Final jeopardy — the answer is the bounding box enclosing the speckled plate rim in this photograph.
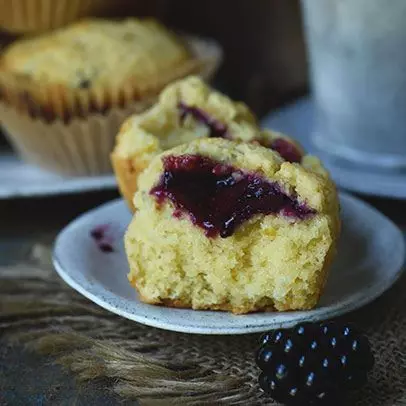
[53,192,405,335]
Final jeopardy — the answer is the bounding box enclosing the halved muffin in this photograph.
[112,76,304,211]
[125,138,340,314]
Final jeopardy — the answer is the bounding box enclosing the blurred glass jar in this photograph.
[302,0,406,169]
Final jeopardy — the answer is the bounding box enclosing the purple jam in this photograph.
[90,224,114,253]
[98,243,114,253]
[178,101,302,163]
[90,225,106,241]
[150,155,315,238]
[264,138,302,163]
[178,102,229,139]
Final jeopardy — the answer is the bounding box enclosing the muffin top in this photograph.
[0,18,191,89]
[114,76,258,158]
[114,76,306,164]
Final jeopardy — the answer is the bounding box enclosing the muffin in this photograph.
[125,138,340,314]
[0,19,221,175]
[112,76,304,211]
[0,0,105,34]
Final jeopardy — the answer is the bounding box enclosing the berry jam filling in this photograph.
[150,155,315,238]
[178,102,229,139]
[257,137,303,163]
[178,101,302,163]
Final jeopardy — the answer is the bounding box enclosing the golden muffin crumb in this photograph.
[125,138,340,314]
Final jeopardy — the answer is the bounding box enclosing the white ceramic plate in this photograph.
[261,98,406,199]
[53,193,405,335]
[0,151,117,198]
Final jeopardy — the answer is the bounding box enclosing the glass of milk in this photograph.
[301,0,406,169]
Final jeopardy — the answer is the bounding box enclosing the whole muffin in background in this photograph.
[112,76,304,211]
[0,19,221,175]
[125,138,340,314]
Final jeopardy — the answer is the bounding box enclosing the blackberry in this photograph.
[255,322,374,405]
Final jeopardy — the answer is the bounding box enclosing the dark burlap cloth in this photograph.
[0,244,405,405]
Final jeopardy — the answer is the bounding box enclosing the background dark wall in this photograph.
[105,0,309,116]
[164,0,309,116]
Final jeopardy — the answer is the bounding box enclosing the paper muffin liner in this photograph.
[0,36,222,176]
[0,35,222,122]
[0,99,155,176]
[0,0,105,34]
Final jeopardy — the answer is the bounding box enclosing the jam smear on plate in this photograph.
[90,224,114,253]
